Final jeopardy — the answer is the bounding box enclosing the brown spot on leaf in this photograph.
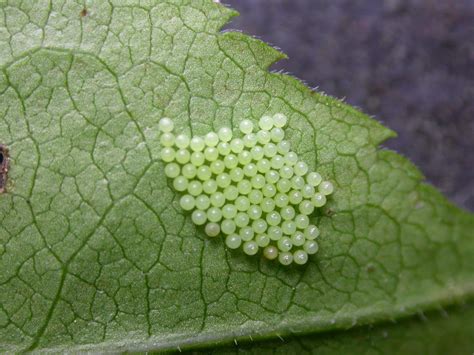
[0,145,10,194]
[80,8,88,17]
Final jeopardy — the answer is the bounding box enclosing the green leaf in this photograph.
[0,0,472,352]
[209,304,474,355]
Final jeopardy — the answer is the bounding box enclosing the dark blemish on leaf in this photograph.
[325,208,335,216]
[0,144,10,194]
[366,263,375,273]
[80,8,88,17]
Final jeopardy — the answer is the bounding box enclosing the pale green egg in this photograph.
[259,115,274,131]
[263,245,278,260]
[226,234,241,249]
[159,117,174,132]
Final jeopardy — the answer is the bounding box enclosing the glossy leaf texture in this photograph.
[0,0,472,352]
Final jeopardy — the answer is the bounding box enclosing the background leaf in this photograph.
[0,0,472,352]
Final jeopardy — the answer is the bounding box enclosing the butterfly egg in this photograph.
[165,163,180,178]
[277,140,291,155]
[295,214,309,229]
[271,127,285,143]
[284,152,298,166]
[319,181,334,195]
[266,211,281,226]
[299,200,314,215]
[294,161,309,176]
[222,204,238,219]
[191,210,207,225]
[248,189,263,204]
[277,237,292,252]
[281,206,296,221]
[179,195,195,211]
[255,234,270,247]
[291,175,305,189]
[187,180,203,196]
[196,165,211,181]
[230,138,244,153]
[276,178,291,193]
[207,207,222,222]
[160,147,176,162]
[248,205,262,220]
[288,190,303,205]
[190,136,205,152]
[218,127,233,142]
[190,151,205,166]
[210,191,225,207]
[229,167,244,182]
[235,195,250,211]
[291,231,306,246]
[238,150,252,165]
[196,195,211,210]
[243,133,257,148]
[205,222,220,237]
[235,212,250,228]
[217,142,231,156]
[224,185,239,201]
[175,134,190,149]
[263,142,277,158]
[262,184,277,198]
[278,252,293,265]
[205,132,219,147]
[259,115,274,131]
[282,220,297,235]
[251,146,264,160]
[273,113,288,128]
[252,219,268,235]
[304,240,319,254]
[260,197,275,213]
[257,130,271,144]
[263,245,278,260]
[239,119,254,134]
[224,154,239,169]
[226,234,241,249]
[182,164,197,179]
[293,250,308,265]
[173,176,188,192]
[243,241,258,255]
[204,146,219,162]
[251,174,265,189]
[159,117,174,132]
[210,160,225,175]
[176,149,190,164]
[306,172,322,186]
[243,163,258,177]
[265,170,279,184]
[216,173,231,188]
[268,226,283,241]
[237,179,252,195]
[271,155,285,169]
[280,165,294,179]
[202,179,218,194]
[240,226,254,241]
[312,193,327,207]
[160,132,175,147]
[302,184,315,198]
[256,158,271,173]
[275,193,289,208]
[304,225,320,240]
[221,219,236,235]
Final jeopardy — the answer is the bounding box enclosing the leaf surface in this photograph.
[0,0,473,352]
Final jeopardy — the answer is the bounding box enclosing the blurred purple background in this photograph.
[224,0,474,211]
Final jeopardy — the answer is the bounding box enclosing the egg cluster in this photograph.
[158,114,333,265]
